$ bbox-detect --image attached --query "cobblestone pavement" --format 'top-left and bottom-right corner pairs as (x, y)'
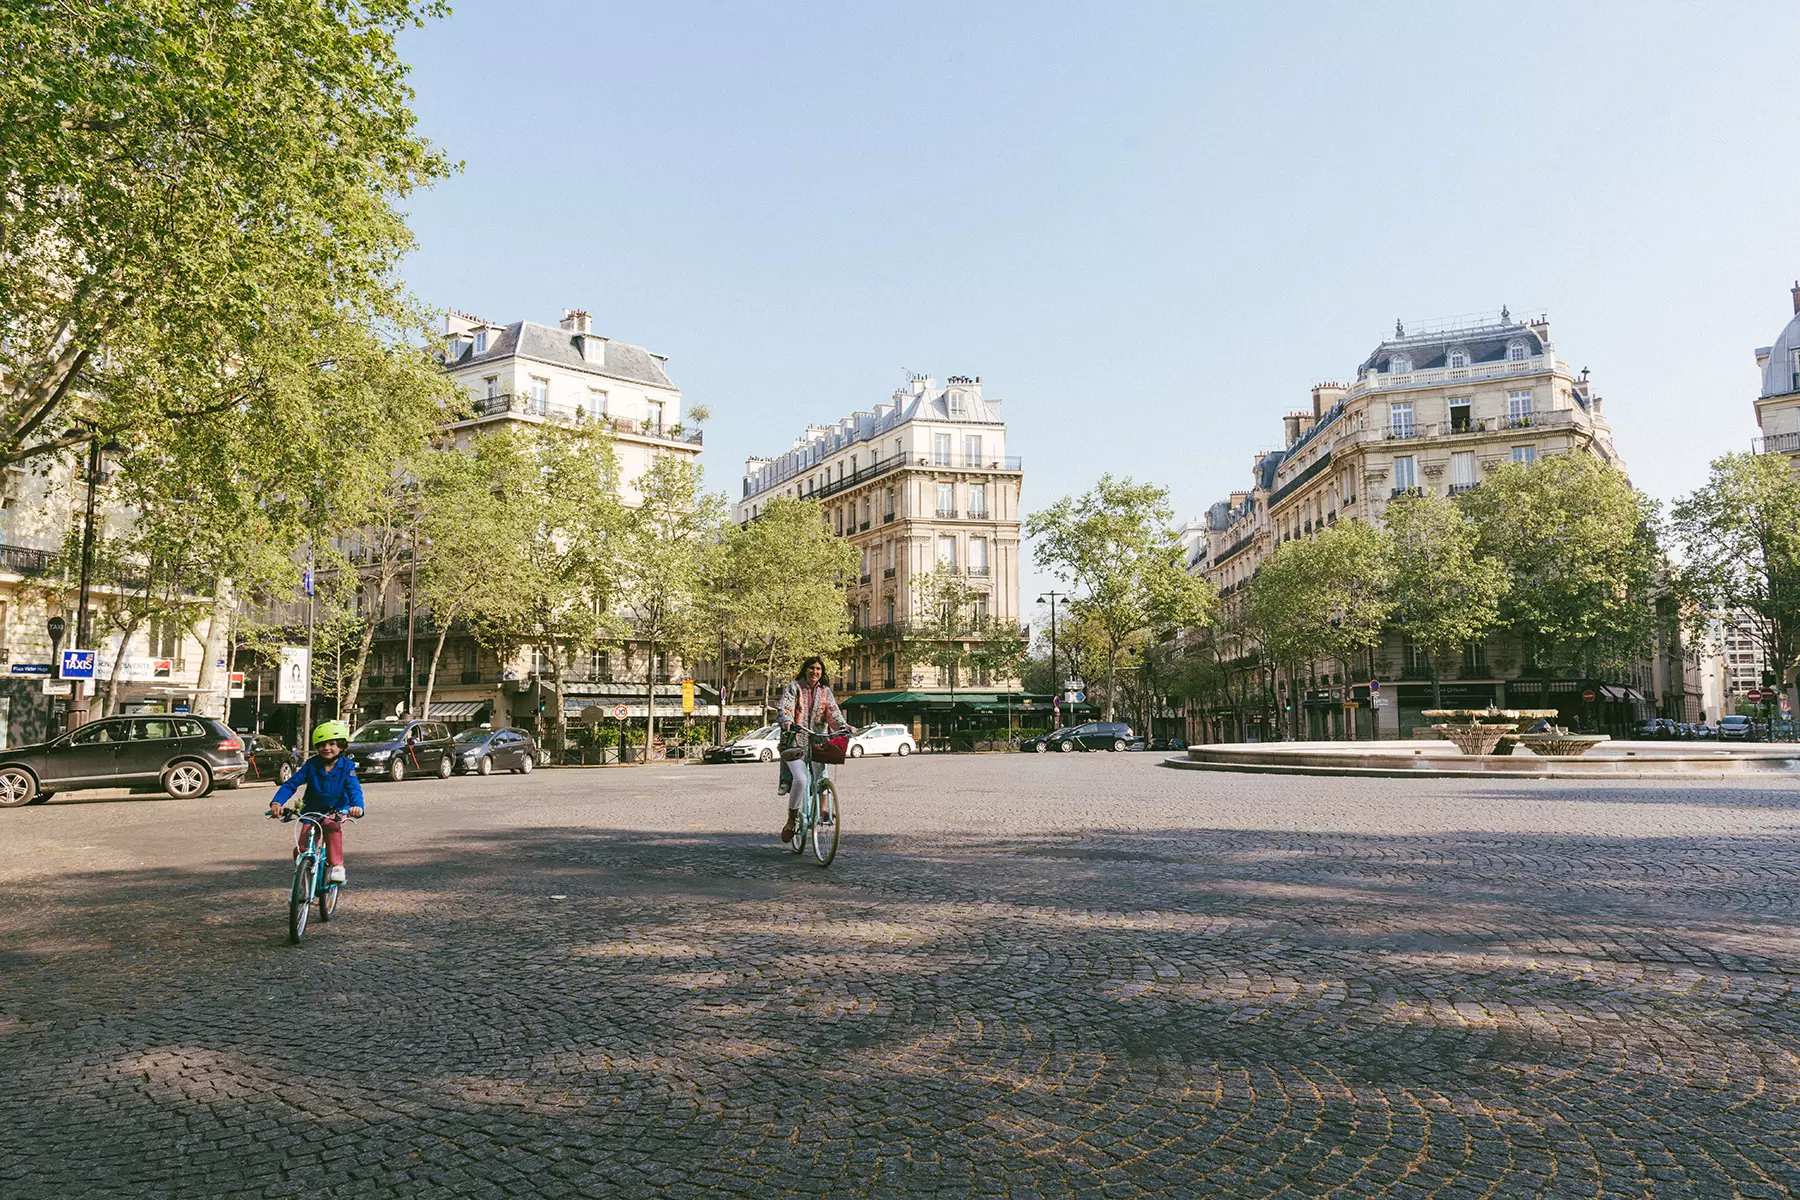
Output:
(7, 755), (1800, 1198)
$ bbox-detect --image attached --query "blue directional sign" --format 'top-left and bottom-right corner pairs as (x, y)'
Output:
(60, 649), (97, 680)
(10, 662), (50, 676)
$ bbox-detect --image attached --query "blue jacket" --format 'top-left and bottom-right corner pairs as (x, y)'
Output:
(271, 753), (365, 814)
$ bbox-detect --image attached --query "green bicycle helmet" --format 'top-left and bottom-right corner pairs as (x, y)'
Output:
(311, 719), (351, 746)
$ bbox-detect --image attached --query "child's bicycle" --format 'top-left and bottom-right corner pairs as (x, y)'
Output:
(789, 724), (845, 866)
(271, 810), (358, 943)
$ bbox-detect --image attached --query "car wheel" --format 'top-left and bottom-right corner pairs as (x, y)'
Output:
(1034, 742), (1047, 753)
(164, 760), (212, 800)
(849, 744), (864, 758)
(389, 757), (406, 783)
(1112, 739), (1126, 752)
(0, 766), (37, 808)
(897, 743), (911, 757)
(276, 762), (294, 784)
(1058, 740), (1074, 753)
(477, 756), (492, 776)
(760, 748), (774, 762)
(437, 754), (453, 779)
(520, 754), (534, 775)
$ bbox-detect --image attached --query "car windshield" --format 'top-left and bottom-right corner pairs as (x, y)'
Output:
(351, 722), (410, 744)
(854, 724), (878, 736)
(741, 725), (775, 742)
(454, 729), (493, 744)
(1721, 717), (1750, 726)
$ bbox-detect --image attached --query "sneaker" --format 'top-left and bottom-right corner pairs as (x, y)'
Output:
(779, 817), (796, 842)
(326, 865), (347, 884)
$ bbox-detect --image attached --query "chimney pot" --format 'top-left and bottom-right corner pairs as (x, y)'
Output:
(1790, 280), (1799, 316)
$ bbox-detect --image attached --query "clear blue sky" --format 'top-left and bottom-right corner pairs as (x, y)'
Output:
(397, 1), (1800, 602)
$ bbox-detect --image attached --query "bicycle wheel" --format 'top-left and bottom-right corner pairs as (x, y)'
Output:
(289, 856), (314, 943)
(319, 881), (338, 921)
(811, 780), (840, 866)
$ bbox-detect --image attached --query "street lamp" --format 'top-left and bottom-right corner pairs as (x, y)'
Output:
(68, 431), (124, 730)
(1037, 591), (1067, 720)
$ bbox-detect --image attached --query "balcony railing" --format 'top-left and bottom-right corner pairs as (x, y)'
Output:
(0, 543), (52, 574)
(859, 573), (871, 585)
(1448, 482), (1480, 496)
(1756, 430), (1800, 455)
(1350, 352), (1565, 398)
(1391, 486), (1425, 499)
(459, 669), (484, 684)
(968, 508), (990, 519)
(859, 521), (870, 532)
(1359, 409), (1582, 446)
(966, 565), (990, 577)
(935, 508), (957, 518)
(883, 567), (896, 579)
(747, 452), (1023, 505)
(457, 394), (702, 444)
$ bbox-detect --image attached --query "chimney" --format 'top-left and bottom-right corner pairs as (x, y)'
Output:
(1791, 280), (1799, 316)
(1283, 411), (1310, 447)
(560, 309), (592, 334)
(1311, 382), (1346, 419)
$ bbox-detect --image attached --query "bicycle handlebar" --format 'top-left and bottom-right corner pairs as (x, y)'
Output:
(270, 810), (361, 822)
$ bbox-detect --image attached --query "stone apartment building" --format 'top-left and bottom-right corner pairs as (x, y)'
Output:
(1187, 311), (1677, 741)
(1753, 283), (1800, 466)
(242, 309), (726, 743)
(733, 374), (1031, 738)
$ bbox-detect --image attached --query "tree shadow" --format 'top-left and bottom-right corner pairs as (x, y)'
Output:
(5, 821), (1800, 1198)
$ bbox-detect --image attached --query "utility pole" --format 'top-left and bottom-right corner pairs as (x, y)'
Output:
(302, 549), (315, 746)
(1037, 591), (1067, 693)
(405, 524), (418, 718)
(69, 435), (103, 729)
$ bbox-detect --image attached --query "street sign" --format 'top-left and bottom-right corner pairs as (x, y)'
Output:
(173, 700), (190, 713)
(9, 662), (50, 676)
(276, 647), (310, 705)
(1368, 679), (1380, 695)
(613, 704), (629, 721)
(41, 679), (72, 696)
(1343, 700), (1360, 709)
(1581, 689), (1596, 702)
(1748, 688), (1769, 703)
(229, 671), (245, 699)
(1066, 690), (1085, 705)
(681, 679), (695, 714)
(59, 649), (96, 680)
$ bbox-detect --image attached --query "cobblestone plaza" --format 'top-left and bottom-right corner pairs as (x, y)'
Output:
(5, 755), (1800, 1198)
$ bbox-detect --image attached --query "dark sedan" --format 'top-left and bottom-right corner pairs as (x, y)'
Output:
(450, 726), (538, 775)
(1021, 728), (1075, 754)
(0, 714), (249, 808)
(346, 719), (456, 781)
(237, 731), (299, 784)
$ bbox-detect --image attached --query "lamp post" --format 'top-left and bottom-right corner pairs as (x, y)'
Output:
(68, 433), (121, 730)
(1037, 591), (1066, 727)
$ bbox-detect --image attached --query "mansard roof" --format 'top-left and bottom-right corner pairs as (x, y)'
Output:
(1761, 310), (1800, 399)
(1358, 320), (1546, 375)
(446, 321), (676, 389)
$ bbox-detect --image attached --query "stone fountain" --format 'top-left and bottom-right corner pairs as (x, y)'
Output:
(1422, 708), (1562, 756)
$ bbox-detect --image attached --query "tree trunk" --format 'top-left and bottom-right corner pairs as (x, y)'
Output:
(551, 645), (566, 760)
(340, 611), (379, 718)
(101, 613), (148, 718)
(420, 615), (454, 723)
(193, 577), (235, 719)
(1430, 652), (1443, 709)
(1104, 641), (1118, 722)
(762, 642), (777, 720)
(716, 630), (729, 745)
(644, 634), (656, 760)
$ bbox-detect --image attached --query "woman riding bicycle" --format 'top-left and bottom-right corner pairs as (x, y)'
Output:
(268, 720), (365, 883)
(776, 656), (846, 843)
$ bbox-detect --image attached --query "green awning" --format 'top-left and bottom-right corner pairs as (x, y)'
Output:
(842, 691), (943, 706)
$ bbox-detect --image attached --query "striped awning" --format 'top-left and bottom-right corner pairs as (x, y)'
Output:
(426, 699), (488, 720)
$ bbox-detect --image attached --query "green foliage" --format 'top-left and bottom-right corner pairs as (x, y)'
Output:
(1459, 454), (1660, 675)
(1384, 492), (1508, 695)
(1027, 474), (1215, 720)
(0, 0), (453, 466)
(908, 567), (1027, 697)
(1667, 452), (1800, 676)
(1245, 521), (1393, 675)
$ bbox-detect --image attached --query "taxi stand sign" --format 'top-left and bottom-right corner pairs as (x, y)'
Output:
(59, 648), (97, 680)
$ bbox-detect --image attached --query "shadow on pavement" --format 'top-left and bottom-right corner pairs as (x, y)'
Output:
(5, 821), (1800, 1198)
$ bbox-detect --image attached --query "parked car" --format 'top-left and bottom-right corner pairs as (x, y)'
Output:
(1021, 728), (1074, 753)
(1691, 723), (1715, 739)
(0, 714), (249, 808)
(451, 726), (538, 775)
(1148, 736), (1188, 751)
(238, 731), (300, 783)
(1631, 719), (1680, 741)
(346, 719), (456, 781)
(1718, 715), (1760, 742)
(848, 723), (916, 757)
(1033, 722), (1138, 753)
(721, 725), (782, 763)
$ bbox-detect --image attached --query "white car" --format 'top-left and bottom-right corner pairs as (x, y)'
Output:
(848, 723), (916, 757)
(725, 725), (782, 762)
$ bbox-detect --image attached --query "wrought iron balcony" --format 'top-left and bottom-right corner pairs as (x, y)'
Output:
(1756, 431), (1800, 455)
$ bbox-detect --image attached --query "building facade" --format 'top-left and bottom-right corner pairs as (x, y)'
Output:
(734, 374), (1034, 739)
(1186, 311), (1671, 741)
(241, 309), (723, 745)
(1753, 284), (1800, 466)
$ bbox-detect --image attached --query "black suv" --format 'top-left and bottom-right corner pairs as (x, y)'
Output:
(450, 726), (539, 775)
(1047, 722), (1137, 753)
(347, 719), (456, 781)
(0, 714), (249, 808)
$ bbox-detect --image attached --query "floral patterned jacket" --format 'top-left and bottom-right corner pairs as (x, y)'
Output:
(777, 680), (845, 734)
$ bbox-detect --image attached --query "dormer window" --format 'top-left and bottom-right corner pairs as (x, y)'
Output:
(1508, 340), (1529, 362)
(1448, 347), (1469, 368)
(473, 329), (488, 355)
(947, 391), (967, 418)
(1390, 355), (1412, 374)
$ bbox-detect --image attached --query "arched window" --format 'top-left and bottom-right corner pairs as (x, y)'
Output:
(1448, 347), (1469, 368)
(1390, 354), (1412, 374)
(1508, 340), (1529, 362)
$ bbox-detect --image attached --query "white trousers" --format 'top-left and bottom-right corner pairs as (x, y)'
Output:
(785, 757), (830, 812)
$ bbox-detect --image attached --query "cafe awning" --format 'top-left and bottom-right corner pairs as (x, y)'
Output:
(426, 699), (488, 720)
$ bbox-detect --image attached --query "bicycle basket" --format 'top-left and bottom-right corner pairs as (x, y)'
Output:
(810, 732), (849, 764)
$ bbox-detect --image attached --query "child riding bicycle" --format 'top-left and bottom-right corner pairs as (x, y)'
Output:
(776, 656), (847, 843)
(268, 720), (365, 883)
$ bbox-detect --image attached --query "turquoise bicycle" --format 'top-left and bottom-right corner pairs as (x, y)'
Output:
(272, 810), (357, 943)
(788, 724), (844, 866)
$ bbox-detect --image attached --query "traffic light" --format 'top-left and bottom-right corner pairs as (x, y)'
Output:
(1764, 670), (1778, 687)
